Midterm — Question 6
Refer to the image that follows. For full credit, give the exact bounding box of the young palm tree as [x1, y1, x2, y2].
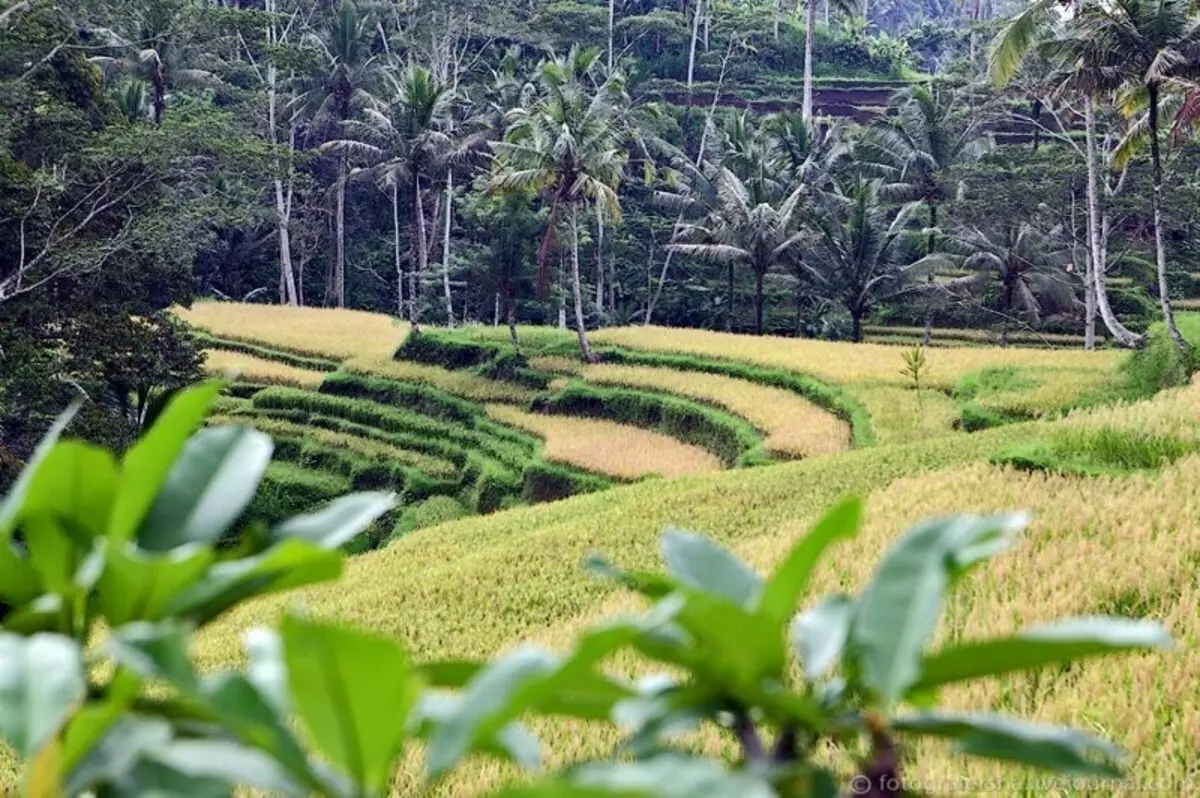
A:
[1043, 0, 1200, 351]
[669, 168, 810, 335]
[491, 48, 629, 363]
[806, 178, 929, 342]
[301, 0, 381, 308]
[940, 223, 1078, 344]
[325, 65, 456, 327]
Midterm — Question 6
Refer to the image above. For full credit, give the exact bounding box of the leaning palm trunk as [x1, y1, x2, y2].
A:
[411, 178, 428, 331]
[687, 0, 704, 104]
[442, 171, 455, 328]
[595, 205, 606, 319]
[802, 0, 815, 121]
[1084, 98, 1140, 348]
[1148, 86, 1186, 352]
[570, 205, 597, 363]
[334, 165, 346, 308]
[392, 181, 404, 316]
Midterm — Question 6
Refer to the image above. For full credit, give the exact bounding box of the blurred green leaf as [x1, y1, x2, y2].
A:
[138, 426, 273, 552]
[65, 715, 173, 795]
[660, 527, 761, 608]
[912, 617, 1172, 694]
[271, 491, 396, 550]
[892, 711, 1123, 777]
[4, 594, 66, 634]
[0, 632, 85, 756]
[20, 440, 117, 540]
[790, 594, 855, 680]
[569, 753, 776, 797]
[0, 399, 81, 541]
[107, 622, 199, 693]
[758, 497, 861, 626]
[586, 554, 675, 599]
[0, 541, 40, 608]
[95, 542, 214, 626]
[108, 381, 223, 545]
[146, 738, 304, 795]
[410, 693, 542, 771]
[281, 615, 417, 793]
[852, 513, 1028, 703]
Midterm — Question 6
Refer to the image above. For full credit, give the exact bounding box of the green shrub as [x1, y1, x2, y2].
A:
[224, 382, 269, 399]
[954, 366, 1037, 401]
[395, 330, 505, 369]
[957, 400, 1023, 432]
[393, 495, 471, 536]
[522, 460, 612, 504]
[1122, 313, 1200, 396]
[192, 332, 339, 371]
[600, 347, 876, 447]
[991, 426, 1197, 476]
[535, 381, 770, 467]
[320, 371, 481, 425]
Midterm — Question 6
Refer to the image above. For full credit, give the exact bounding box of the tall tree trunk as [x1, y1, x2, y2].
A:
[268, 64, 297, 306]
[392, 180, 404, 316]
[1085, 97, 1140, 347]
[726, 261, 735, 332]
[754, 268, 765, 335]
[1148, 84, 1186, 352]
[851, 308, 863, 342]
[569, 205, 597, 362]
[687, 0, 703, 105]
[442, 171, 455, 328]
[802, 0, 815, 122]
[506, 287, 520, 354]
[412, 177, 428, 331]
[334, 164, 346, 308]
[824, 0, 829, 26]
[607, 0, 616, 73]
[923, 202, 937, 346]
[595, 204, 605, 318]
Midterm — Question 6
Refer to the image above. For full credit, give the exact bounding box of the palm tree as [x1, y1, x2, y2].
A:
[1042, 0, 1200, 351]
[802, 0, 862, 121]
[670, 168, 810, 335]
[301, 0, 381, 308]
[325, 65, 455, 327]
[939, 223, 1078, 344]
[857, 83, 991, 341]
[491, 48, 629, 363]
[989, 0, 1144, 349]
[806, 177, 929, 341]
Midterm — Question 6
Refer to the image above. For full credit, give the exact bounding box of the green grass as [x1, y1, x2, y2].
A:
[991, 426, 1199, 477]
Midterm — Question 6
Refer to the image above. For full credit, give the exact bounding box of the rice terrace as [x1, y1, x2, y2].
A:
[154, 300, 1197, 795]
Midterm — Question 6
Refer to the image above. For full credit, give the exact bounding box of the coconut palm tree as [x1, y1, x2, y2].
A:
[669, 168, 810, 335]
[1041, 0, 1200, 351]
[939, 223, 1078, 344]
[491, 47, 629, 363]
[805, 177, 929, 341]
[300, 0, 381, 308]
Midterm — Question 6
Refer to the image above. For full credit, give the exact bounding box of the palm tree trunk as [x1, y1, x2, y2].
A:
[687, 0, 703, 105]
[506, 287, 520, 354]
[1085, 97, 1140, 348]
[607, 0, 616, 73]
[595, 205, 605, 318]
[755, 268, 766, 335]
[570, 205, 597, 362]
[442, 171, 455, 328]
[923, 202, 937, 346]
[392, 180, 404, 316]
[726, 261, 735, 332]
[1148, 84, 1186, 352]
[412, 178, 428, 331]
[335, 165, 346, 308]
[851, 308, 863, 342]
[802, 0, 815, 122]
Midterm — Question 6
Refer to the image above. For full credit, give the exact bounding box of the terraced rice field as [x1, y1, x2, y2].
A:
[202, 348, 326, 388]
[486, 404, 723, 478]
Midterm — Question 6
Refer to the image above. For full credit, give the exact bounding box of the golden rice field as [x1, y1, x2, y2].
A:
[345, 355, 534, 403]
[848, 384, 962, 444]
[177, 301, 409, 360]
[485, 404, 723, 479]
[591, 325, 1123, 390]
[185, 378, 1200, 795]
[201, 348, 326, 388]
[576, 362, 851, 457]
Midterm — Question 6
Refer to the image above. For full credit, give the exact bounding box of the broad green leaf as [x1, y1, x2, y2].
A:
[758, 497, 861, 625]
[107, 622, 199, 693]
[271, 491, 395, 550]
[23, 516, 79, 597]
[410, 693, 542, 771]
[852, 513, 1028, 703]
[4, 595, 66, 635]
[613, 678, 721, 757]
[0, 633, 85, 756]
[426, 647, 558, 779]
[0, 399, 81, 541]
[281, 615, 418, 793]
[417, 659, 484, 689]
[20, 440, 117, 541]
[660, 527, 762, 608]
[64, 715, 173, 795]
[671, 589, 784, 689]
[60, 669, 141, 784]
[570, 754, 776, 797]
[585, 554, 675, 599]
[147, 738, 304, 795]
[244, 628, 288, 715]
[0, 541, 40, 607]
[495, 784, 650, 797]
[95, 542, 214, 626]
[892, 712, 1123, 777]
[911, 617, 1171, 694]
[108, 381, 223, 545]
[790, 594, 855, 680]
[138, 426, 273, 552]
[170, 539, 343, 625]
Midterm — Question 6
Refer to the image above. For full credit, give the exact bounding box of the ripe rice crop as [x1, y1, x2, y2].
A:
[485, 404, 723, 479]
[848, 385, 961, 444]
[202, 349, 326, 388]
[177, 301, 408, 360]
[578, 363, 850, 457]
[345, 355, 535, 403]
[592, 325, 1122, 391]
